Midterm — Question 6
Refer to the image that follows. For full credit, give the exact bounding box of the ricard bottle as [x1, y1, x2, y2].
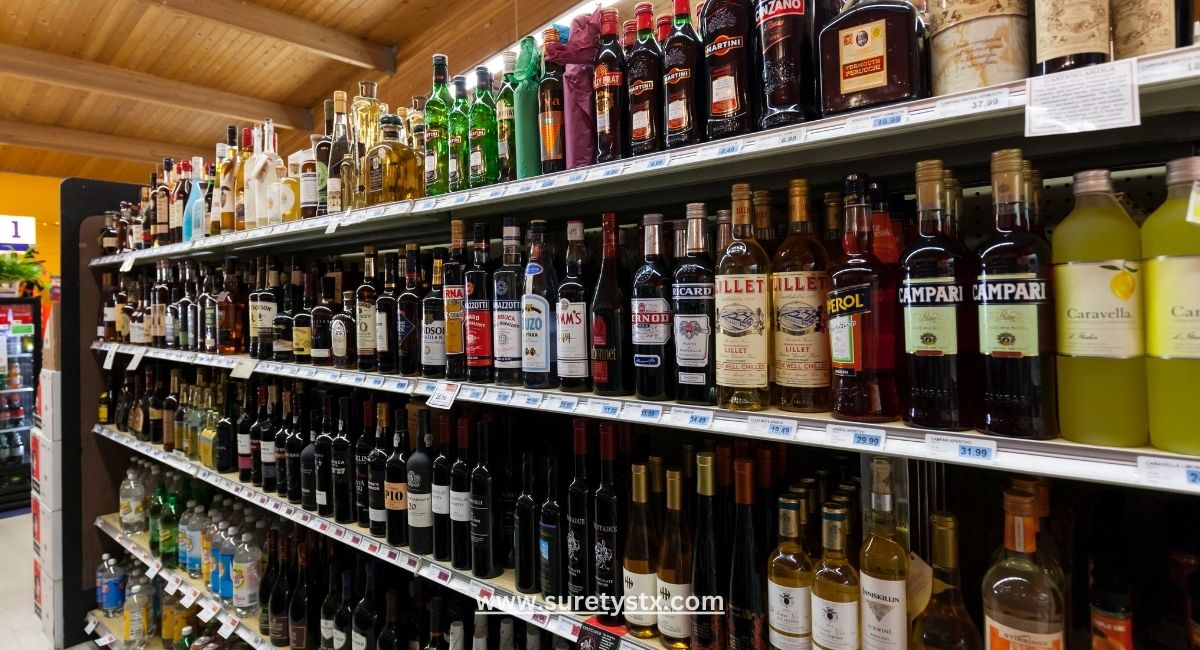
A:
[716, 183, 772, 410]
[672, 203, 717, 405]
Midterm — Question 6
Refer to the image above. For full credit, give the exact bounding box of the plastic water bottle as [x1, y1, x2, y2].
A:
[232, 531, 263, 617]
[177, 499, 196, 571]
[209, 521, 228, 594]
[124, 584, 148, 649]
[219, 526, 239, 604]
[119, 469, 146, 533]
[95, 553, 111, 609]
[187, 506, 207, 579]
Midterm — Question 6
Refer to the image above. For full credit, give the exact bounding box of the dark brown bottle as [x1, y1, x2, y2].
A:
[755, 0, 815, 127]
[595, 8, 629, 163]
[663, 0, 707, 148]
[591, 213, 634, 396]
[817, 0, 930, 115]
[309, 277, 338, 366]
[331, 291, 358, 369]
[702, 0, 755, 138]
[539, 28, 567, 174]
[627, 2, 665, 155]
[397, 244, 425, 376]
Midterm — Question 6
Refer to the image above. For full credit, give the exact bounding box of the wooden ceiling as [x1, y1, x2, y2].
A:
[0, 0, 671, 185]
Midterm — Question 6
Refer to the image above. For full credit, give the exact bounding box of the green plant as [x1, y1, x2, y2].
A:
[0, 247, 45, 294]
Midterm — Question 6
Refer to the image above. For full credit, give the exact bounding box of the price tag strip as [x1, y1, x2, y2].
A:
[619, 402, 661, 423]
[549, 395, 579, 413]
[926, 434, 996, 465]
[460, 385, 486, 401]
[669, 407, 714, 429]
[826, 424, 887, 451]
[1138, 456, 1200, 492]
[590, 399, 621, 418]
[484, 388, 513, 405]
[426, 381, 461, 409]
[515, 391, 544, 408]
[747, 415, 798, 440]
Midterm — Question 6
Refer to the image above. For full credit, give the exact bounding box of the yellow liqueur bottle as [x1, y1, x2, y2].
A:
[768, 494, 815, 650]
[812, 502, 859, 650]
[624, 463, 659, 638]
[656, 470, 692, 649]
[1141, 156, 1200, 454]
[859, 457, 908, 650]
[1052, 169, 1147, 447]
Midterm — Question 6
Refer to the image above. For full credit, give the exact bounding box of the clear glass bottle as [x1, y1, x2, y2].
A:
[623, 463, 659, 638]
[812, 503, 859, 650]
[365, 114, 421, 205]
[656, 469, 692, 649]
[716, 183, 773, 410]
[768, 494, 814, 650]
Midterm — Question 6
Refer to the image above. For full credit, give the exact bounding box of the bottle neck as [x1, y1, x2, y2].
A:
[643, 223, 663, 259]
[842, 203, 873, 255]
[1003, 512, 1038, 556]
[917, 206, 952, 238]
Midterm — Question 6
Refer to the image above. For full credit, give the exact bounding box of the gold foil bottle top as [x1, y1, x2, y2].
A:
[543, 27, 560, 44]
[778, 495, 801, 538]
[649, 455, 664, 494]
[731, 184, 753, 225]
[731, 183, 752, 200]
[753, 189, 771, 206]
[696, 452, 715, 497]
[788, 179, 809, 223]
[991, 148, 1023, 173]
[377, 402, 389, 427]
[916, 160, 945, 211]
[788, 486, 810, 524]
[1166, 156, 1200, 185]
[930, 511, 959, 569]
[991, 148, 1025, 203]
[631, 463, 648, 503]
[450, 219, 466, 245]
[333, 90, 348, 113]
[1002, 489, 1037, 516]
[821, 503, 849, 551]
[1073, 169, 1113, 194]
[665, 470, 683, 511]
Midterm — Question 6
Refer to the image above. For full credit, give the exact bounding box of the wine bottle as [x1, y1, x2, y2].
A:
[426, 598, 447, 650]
[331, 397, 355, 524]
[332, 569, 355, 650]
[319, 566, 346, 649]
[356, 246, 380, 372]
[515, 451, 540, 594]
[567, 419, 592, 599]
[397, 244, 425, 376]
[237, 380, 258, 482]
[691, 453, 726, 650]
[376, 252, 401, 374]
[286, 391, 306, 504]
[493, 218, 525, 386]
[385, 402, 410, 546]
[301, 411, 319, 511]
[288, 541, 312, 649]
[250, 385, 268, 485]
[522, 220, 559, 388]
[273, 389, 291, 498]
[672, 203, 717, 405]
[378, 590, 401, 650]
[368, 402, 392, 536]
[593, 423, 622, 624]
[591, 212, 634, 395]
[351, 562, 378, 650]
[728, 458, 765, 649]
[470, 419, 496, 578]
[557, 221, 591, 392]
[261, 385, 280, 493]
[407, 409, 435, 555]
[539, 456, 567, 598]
[422, 249, 448, 378]
[912, 512, 981, 649]
[450, 415, 473, 570]
[716, 184, 773, 410]
[812, 503, 859, 650]
[355, 399, 378, 526]
[623, 463, 659, 638]
[767, 495, 813, 650]
[633, 214, 675, 400]
[433, 414, 454, 561]
[657, 470, 692, 648]
[859, 458, 908, 650]
[259, 528, 279, 635]
[314, 396, 336, 517]
[981, 491, 1064, 648]
[268, 537, 292, 646]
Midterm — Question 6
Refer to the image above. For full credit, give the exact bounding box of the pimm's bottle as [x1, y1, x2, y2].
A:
[557, 221, 591, 392]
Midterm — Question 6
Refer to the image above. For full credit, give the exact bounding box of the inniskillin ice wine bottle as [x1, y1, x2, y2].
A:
[656, 470, 693, 649]
[591, 212, 634, 396]
[767, 495, 814, 650]
[407, 409, 435, 556]
[444, 220, 469, 381]
[859, 458, 908, 649]
[912, 512, 982, 649]
[539, 456, 567, 599]
[828, 173, 899, 422]
[566, 419, 592, 600]
[812, 502, 859, 650]
[716, 183, 773, 410]
[469, 419, 496, 578]
[422, 249, 448, 379]
[672, 203, 716, 405]
[398, 244, 425, 376]
[691, 453, 726, 650]
[515, 451, 540, 594]
[493, 218, 525, 386]
[385, 402, 410, 546]
[633, 214, 675, 400]
[557, 221, 591, 392]
[728, 459, 765, 649]
[593, 423, 622, 624]
[465, 223, 494, 383]
[523, 220, 560, 388]
[623, 463, 659, 638]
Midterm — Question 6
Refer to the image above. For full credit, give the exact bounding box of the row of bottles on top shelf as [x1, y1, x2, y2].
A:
[97, 152, 1200, 453]
[101, 390, 1200, 650]
[103, 476, 569, 650]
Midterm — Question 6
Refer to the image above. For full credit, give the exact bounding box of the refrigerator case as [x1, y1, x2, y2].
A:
[0, 297, 40, 511]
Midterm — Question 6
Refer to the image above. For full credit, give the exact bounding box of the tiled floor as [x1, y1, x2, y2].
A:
[0, 513, 53, 650]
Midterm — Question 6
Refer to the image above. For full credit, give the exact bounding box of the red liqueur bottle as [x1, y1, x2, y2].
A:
[628, 3, 666, 155]
[595, 9, 629, 163]
[702, 0, 756, 138]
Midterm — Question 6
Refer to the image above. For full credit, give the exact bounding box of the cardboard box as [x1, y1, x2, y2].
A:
[37, 369, 61, 441]
[31, 428, 61, 510]
[40, 304, 59, 372]
[34, 556, 64, 648]
[31, 493, 63, 580]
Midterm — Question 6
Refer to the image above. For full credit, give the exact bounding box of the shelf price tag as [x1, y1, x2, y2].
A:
[181, 586, 201, 607]
[508, 182, 536, 196]
[366, 375, 387, 389]
[935, 87, 1009, 119]
[414, 198, 437, 212]
[426, 381, 461, 409]
[826, 424, 887, 451]
[748, 416, 798, 440]
[549, 395, 579, 413]
[119, 257, 136, 272]
[165, 573, 183, 594]
[404, 554, 420, 571]
[383, 378, 412, 392]
[452, 192, 472, 205]
[761, 128, 805, 150]
[703, 140, 745, 158]
[469, 579, 495, 605]
[146, 560, 162, 579]
[530, 612, 551, 628]
[1137, 456, 1200, 492]
[1138, 48, 1200, 84]
[102, 347, 118, 370]
[538, 176, 559, 190]
[926, 434, 996, 465]
[377, 546, 399, 562]
[230, 358, 258, 379]
[590, 399, 621, 418]
[550, 616, 580, 640]
[564, 171, 587, 185]
[1025, 59, 1140, 137]
[218, 616, 240, 638]
[620, 402, 661, 423]
[96, 633, 117, 647]
[461, 385, 486, 401]
[85, 617, 99, 635]
[315, 369, 341, 383]
[433, 566, 454, 585]
[484, 388, 513, 405]
[515, 391, 544, 408]
[632, 154, 669, 173]
[127, 347, 147, 371]
[848, 108, 908, 132]
[587, 165, 623, 182]
[198, 600, 221, 622]
[416, 380, 438, 395]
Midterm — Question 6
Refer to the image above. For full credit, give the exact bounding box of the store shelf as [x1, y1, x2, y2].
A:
[86, 46, 1200, 271]
[91, 423, 661, 648]
[93, 341, 1200, 494]
[0, 386, 33, 394]
[84, 609, 128, 649]
[94, 514, 276, 650]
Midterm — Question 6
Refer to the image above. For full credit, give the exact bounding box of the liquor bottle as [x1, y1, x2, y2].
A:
[154, 158, 172, 246]
[160, 491, 181, 568]
[367, 403, 391, 536]
[591, 212, 634, 395]
[372, 113, 422, 203]
[274, 391, 293, 498]
[288, 541, 312, 649]
[812, 503, 858, 650]
[376, 253, 401, 374]
[910, 512, 981, 649]
[248, 257, 266, 357]
[470, 420, 496, 578]
[433, 416, 454, 561]
[300, 411, 319, 510]
[351, 562, 378, 650]
[1052, 170, 1147, 447]
[982, 490, 1064, 647]
[463, 223, 494, 383]
[271, 259, 298, 362]
[378, 590, 401, 650]
[624, 463, 659, 637]
[311, 276, 338, 366]
[398, 245, 425, 376]
[323, 92, 351, 214]
[333, 569, 355, 649]
[497, 52, 518, 182]
[657, 470, 693, 648]
[426, 598, 446, 650]
[332, 291, 358, 369]
[315, 397, 335, 517]
[539, 455, 567, 598]
[628, 3, 665, 155]
[828, 173, 898, 422]
[673, 203, 717, 405]
[423, 249, 449, 378]
[407, 409, 435, 555]
[756, 0, 813, 127]
[663, 0, 706, 148]
[556, 221, 591, 391]
[538, 29, 567, 173]
[595, 9, 629, 163]
[331, 396, 355, 524]
[450, 416, 473, 570]
[353, 400, 378, 526]
[858, 458, 907, 649]
[593, 424, 622, 623]
[493, 218, 525, 386]
[975, 149, 1056, 438]
[566, 420, 592, 599]
[268, 537, 292, 646]
[692, 453, 727, 650]
[633, 214, 675, 400]
[468, 67, 500, 187]
[261, 384, 283, 493]
[701, 0, 753, 138]
[1033, 0, 1108, 75]
[356, 246, 380, 371]
[523, 220, 559, 388]
[728, 459, 765, 649]
[716, 183, 772, 410]
[515, 451, 540, 594]
[772, 179, 832, 412]
[767, 495, 813, 650]
[444, 221, 469, 380]
[425, 55, 453, 196]
[291, 267, 315, 364]
[260, 257, 285, 360]
[151, 262, 170, 348]
[449, 75, 470, 192]
[817, 0, 930, 115]
[384, 402, 409, 546]
[320, 567, 346, 649]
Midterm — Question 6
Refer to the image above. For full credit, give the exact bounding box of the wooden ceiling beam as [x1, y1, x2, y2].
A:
[0, 42, 312, 131]
[0, 121, 209, 166]
[137, 0, 395, 72]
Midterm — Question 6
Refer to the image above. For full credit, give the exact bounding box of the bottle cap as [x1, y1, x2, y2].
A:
[1073, 169, 1112, 194]
[990, 148, 1023, 174]
[843, 173, 870, 205]
[686, 202, 706, 219]
[543, 27, 560, 43]
[432, 54, 448, 66]
[643, 213, 663, 226]
[1002, 489, 1037, 516]
[242, 532, 254, 541]
[1166, 156, 1200, 184]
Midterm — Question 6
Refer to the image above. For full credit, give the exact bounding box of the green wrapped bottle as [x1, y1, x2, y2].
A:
[496, 52, 518, 183]
[468, 66, 500, 188]
[448, 75, 470, 192]
[513, 37, 543, 180]
[424, 54, 453, 196]
[149, 479, 165, 556]
[160, 492, 181, 568]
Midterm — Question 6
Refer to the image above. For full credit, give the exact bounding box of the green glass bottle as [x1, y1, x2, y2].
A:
[468, 66, 500, 188]
[496, 52, 518, 183]
[149, 480, 166, 556]
[424, 54, 453, 196]
[448, 75, 470, 192]
[160, 492, 181, 568]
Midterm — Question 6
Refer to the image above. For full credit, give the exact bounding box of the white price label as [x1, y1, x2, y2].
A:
[748, 415, 797, 440]
[461, 385, 486, 401]
[515, 391, 544, 408]
[1138, 456, 1200, 492]
[384, 378, 411, 392]
[538, 176, 559, 190]
[762, 128, 804, 150]
[84, 617, 98, 634]
[588, 165, 624, 181]
[482, 185, 507, 199]
[198, 600, 221, 622]
[119, 257, 135, 272]
[550, 616, 580, 640]
[146, 560, 162, 579]
[325, 218, 341, 234]
[935, 87, 1010, 119]
[218, 616, 240, 638]
[299, 367, 318, 379]
[826, 424, 887, 450]
[96, 633, 116, 646]
[550, 395, 579, 413]
[417, 380, 437, 395]
[1138, 48, 1200, 85]
[926, 434, 996, 465]
[127, 347, 147, 371]
[414, 198, 436, 212]
[530, 612, 551, 628]
[620, 402, 661, 423]
[703, 140, 745, 158]
[508, 182, 536, 195]
[230, 358, 258, 379]
[166, 574, 183, 594]
[316, 369, 341, 383]
[102, 347, 117, 370]
[848, 108, 908, 132]
[426, 381, 461, 409]
[1026, 59, 1140, 137]
[564, 171, 587, 185]
[181, 586, 201, 607]
[633, 154, 669, 173]
[433, 566, 454, 585]
[452, 192, 472, 205]
[367, 376, 387, 389]
[484, 388, 513, 404]
[405, 554, 420, 571]
[590, 400, 621, 418]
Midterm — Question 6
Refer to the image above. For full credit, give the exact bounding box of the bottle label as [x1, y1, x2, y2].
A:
[984, 615, 1063, 649]
[231, 560, 260, 607]
[375, 310, 390, 353]
[433, 483, 450, 515]
[859, 574, 906, 650]
[422, 317, 446, 366]
[900, 277, 964, 357]
[397, 311, 417, 349]
[450, 489, 471, 522]
[623, 568, 658, 626]
[333, 629, 347, 649]
[773, 271, 831, 387]
[368, 155, 385, 193]
[632, 297, 673, 345]
[1113, 0, 1175, 58]
[352, 630, 369, 650]
[657, 579, 693, 639]
[293, 326, 312, 355]
[540, 109, 564, 162]
[673, 282, 714, 375]
[357, 303, 377, 355]
[557, 299, 589, 378]
[1035, 0, 1109, 63]
[929, 6, 1027, 96]
[290, 623, 309, 649]
[444, 285, 466, 355]
[974, 273, 1047, 358]
[385, 481, 407, 511]
[522, 294, 554, 373]
[493, 298, 522, 368]
[1053, 260, 1143, 358]
[1144, 256, 1200, 359]
[665, 66, 694, 134]
[300, 172, 319, 207]
[331, 320, 350, 358]
[768, 581, 812, 646]
[539, 519, 559, 594]
[715, 274, 771, 388]
[320, 617, 335, 641]
[838, 19, 888, 95]
[327, 178, 343, 212]
[1090, 607, 1133, 650]
[595, 66, 623, 135]
[827, 283, 871, 374]
[466, 298, 492, 367]
[811, 594, 858, 650]
[408, 490, 433, 527]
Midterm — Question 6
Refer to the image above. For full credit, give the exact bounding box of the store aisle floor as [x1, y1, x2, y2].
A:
[0, 512, 53, 650]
